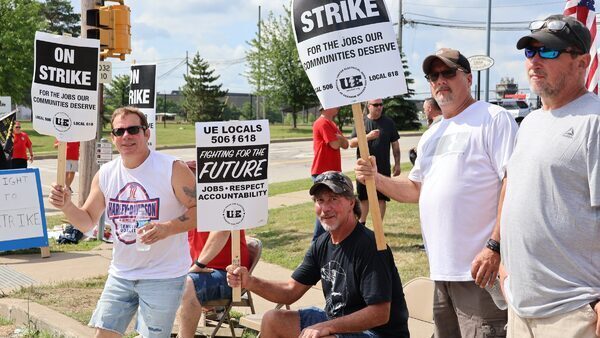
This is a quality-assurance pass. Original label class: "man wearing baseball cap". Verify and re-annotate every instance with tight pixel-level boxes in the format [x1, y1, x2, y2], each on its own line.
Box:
[356, 47, 518, 336]
[227, 171, 409, 337]
[499, 14, 600, 337]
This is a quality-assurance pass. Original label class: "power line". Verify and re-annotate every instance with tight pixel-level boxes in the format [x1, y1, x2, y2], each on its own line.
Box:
[404, 12, 531, 25]
[404, 0, 564, 9]
[404, 17, 528, 31]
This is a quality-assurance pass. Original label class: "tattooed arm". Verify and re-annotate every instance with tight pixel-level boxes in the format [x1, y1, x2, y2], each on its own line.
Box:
[138, 160, 197, 244]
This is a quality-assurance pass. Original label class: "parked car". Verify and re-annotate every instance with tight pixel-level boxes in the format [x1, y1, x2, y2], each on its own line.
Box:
[490, 99, 531, 125]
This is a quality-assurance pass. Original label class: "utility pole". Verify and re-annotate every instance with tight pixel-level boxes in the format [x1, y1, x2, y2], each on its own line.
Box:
[485, 0, 492, 102]
[257, 5, 262, 120]
[78, 0, 100, 207]
[397, 0, 403, 53]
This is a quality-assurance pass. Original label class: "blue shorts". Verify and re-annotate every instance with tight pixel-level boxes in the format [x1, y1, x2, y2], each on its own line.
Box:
[298, 306, 380, 337]
[189, 269, 231, 303]
[89, 274, 185, 337]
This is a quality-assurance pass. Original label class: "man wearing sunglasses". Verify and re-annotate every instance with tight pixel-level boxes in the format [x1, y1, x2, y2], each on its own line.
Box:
[49, 107, 197, 338]
[498, 15, 600, 337]
[227, 171, 409, 337]
[349, 99, 401, 225]
[356, 47, 518, 337]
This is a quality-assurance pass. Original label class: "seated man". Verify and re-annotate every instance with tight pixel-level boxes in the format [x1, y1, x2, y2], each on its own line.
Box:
[227, 171, 409, 337]
[177, 230, 250, 338]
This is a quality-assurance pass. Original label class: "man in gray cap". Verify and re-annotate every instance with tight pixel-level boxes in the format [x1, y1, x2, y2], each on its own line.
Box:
[356, 47, 518, 337]
[227, 171, 410, 337]
[499, 14, 600, 337]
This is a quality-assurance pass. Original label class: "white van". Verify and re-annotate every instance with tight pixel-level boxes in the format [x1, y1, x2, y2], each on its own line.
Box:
[490, 99, 531, 125]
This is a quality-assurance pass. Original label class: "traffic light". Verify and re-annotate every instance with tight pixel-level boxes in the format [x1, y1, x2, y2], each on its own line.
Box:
[86, 1, 131, 60]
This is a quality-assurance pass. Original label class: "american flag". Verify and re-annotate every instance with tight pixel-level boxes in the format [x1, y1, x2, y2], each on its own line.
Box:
[564, 0, 599, 93]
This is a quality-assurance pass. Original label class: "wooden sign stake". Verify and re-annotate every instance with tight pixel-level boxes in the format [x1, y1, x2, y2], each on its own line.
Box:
[231, 230, 241, 301]
[351, 103, 386, 251]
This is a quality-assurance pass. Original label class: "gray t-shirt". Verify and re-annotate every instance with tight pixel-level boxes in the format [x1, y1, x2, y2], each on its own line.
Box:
[501, 92, 600, 318]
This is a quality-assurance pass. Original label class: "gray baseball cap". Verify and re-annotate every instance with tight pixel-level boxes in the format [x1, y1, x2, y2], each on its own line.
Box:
[422, 48, 471, 74]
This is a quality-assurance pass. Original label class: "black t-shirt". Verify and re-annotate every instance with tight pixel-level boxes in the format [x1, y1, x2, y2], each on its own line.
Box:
[351, 115, 400, 177]
[292, 223, 409, 337]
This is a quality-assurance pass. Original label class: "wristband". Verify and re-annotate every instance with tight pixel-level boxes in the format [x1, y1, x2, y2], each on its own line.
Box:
[194, 260, 207, 269]
[486, 238, 500, 254]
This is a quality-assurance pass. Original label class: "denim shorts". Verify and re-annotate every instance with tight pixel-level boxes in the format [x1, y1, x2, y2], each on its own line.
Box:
[189, 269, 231, 303]
[298, 306, 380, 337]
[89, 274, 185, 337]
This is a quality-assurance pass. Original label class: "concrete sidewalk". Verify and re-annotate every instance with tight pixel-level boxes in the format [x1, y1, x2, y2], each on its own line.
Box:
[0, 189, 321, 337]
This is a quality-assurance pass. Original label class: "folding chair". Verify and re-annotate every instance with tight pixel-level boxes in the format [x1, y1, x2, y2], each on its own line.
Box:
[403, 277, 435, 338]
[202, 237, 262, 338]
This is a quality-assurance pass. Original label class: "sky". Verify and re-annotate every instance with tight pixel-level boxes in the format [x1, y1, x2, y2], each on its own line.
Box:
[70, 0, 578, 100]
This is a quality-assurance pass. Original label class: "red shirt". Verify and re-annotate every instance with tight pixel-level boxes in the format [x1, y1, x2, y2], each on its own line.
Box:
[12, 132, 32, 160]
[54, 140, 80, 160]
[311, 116, 342, 175]
[188, 230, 251, 270]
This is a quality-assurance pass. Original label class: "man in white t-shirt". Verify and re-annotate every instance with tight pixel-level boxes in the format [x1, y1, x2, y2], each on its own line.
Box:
[49, 107, 197, 338]
[356, 48, 518, 337]
[500, 14, 600, 337]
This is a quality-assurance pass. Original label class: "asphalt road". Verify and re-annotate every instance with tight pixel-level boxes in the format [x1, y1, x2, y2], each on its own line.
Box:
[29, 136, 421, 214]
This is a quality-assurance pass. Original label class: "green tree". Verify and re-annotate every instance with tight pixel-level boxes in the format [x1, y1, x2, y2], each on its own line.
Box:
[384, 52, 420, 130]
[104, 74, 130, 124]
[245, 9, 317, 128]
[157, 95, 182, 116]
[41, 0, 80, 37]
[182, 52, 228, 122]
[0, 0, 46, 104]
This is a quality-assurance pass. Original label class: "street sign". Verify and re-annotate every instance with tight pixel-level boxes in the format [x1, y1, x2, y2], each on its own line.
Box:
[95, 138, 112, 164]
[98, 61, 112, 83]
[468, 55, 494, 71]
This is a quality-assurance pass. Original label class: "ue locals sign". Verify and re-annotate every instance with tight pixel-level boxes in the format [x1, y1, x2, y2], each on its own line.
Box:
[195, 120, 269, 231]
[292, 0, 407, 108]
[129, 64, 157, 149]
[31, 32, 99, 142]
[0, 169, 48, 252]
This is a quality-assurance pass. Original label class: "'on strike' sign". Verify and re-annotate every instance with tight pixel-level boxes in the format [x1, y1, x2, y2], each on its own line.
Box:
[292, 0, 407, 108]
[31, 32, 99, 142]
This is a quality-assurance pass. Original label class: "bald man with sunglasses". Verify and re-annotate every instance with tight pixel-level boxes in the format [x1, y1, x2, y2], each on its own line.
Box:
[499, 15, 600, 337]
[49, 106, 197, 338]
[356, 48, 518, 337]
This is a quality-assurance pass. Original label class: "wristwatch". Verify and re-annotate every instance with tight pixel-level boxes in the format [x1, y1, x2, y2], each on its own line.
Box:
[194, 260, 207, 268]
[486, 239, 500, 254]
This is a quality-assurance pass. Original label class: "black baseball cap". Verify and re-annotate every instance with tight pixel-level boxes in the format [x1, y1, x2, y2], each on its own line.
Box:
[309, 171, 354, 196]
[422, 48, 471, 74]
[516, 14, 591, 53]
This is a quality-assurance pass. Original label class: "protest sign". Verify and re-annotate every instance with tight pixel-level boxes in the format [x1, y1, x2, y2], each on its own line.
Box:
[129, 64, 157, 149]
[0, 168, 48, 253]
[292, 0, 407, 109]
[195, 120, 269, 231]
[31, 32, 99, 142]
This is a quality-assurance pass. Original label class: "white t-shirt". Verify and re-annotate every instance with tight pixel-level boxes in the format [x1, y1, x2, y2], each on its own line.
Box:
[409, 101, 517, 281]
[99, 150, 190, 280]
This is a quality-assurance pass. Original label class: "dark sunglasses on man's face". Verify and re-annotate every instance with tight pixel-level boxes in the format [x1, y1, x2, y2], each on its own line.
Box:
[370, 103, 383, 107]
[425, 68, 463, 82]
[524, 46, 581, 59]
[111, 125, 146, 137]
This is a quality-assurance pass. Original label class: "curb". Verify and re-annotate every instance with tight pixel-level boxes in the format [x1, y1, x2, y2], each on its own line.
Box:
[0, 298, 95, 338]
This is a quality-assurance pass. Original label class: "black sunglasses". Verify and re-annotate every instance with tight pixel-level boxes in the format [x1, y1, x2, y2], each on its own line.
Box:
[370, 103, 383, 107]
[111, 125, 146, 137]
[524, 46, 581, 59]
[315, 172, 350, 187]
[529, 19, 587, 53]
[425, 68, 464, 82]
